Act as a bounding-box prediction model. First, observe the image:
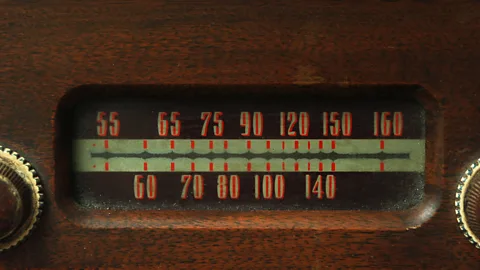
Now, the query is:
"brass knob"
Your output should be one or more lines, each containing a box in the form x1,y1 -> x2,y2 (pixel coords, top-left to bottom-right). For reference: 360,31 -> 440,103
0,176 -> 23,240
0,147 -> 42,252
456,160 -> 480,249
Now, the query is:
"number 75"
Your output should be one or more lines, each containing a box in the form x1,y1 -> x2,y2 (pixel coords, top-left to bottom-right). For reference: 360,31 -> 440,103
200,112 -> 224,136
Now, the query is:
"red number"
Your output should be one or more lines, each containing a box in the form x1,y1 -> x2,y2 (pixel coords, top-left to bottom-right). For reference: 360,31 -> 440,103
201,112 -> 212,136
262,175 -> 273,199
255,175 -> 284,199
324,112 -> 340,136
134,174 -> 156,200
280,112 -> 286,136
230,175 -> 240,199
134,175 -> 145,199
241,112 -> 264,136
255,175 -> 261,199
306,175 -> 323,199
299,112 -> 310,136
201,112 -> 224,136
97,111 -> 120,136
253,112 -> 264,136
146,175 -> 157,199
181,174 -> 204,199
240,112 -> 251,136
323,112 -> 352,136
213,112 -> 224,136
305,175 -> 335,200
217,175 -> 228,199
381,112 -> 392,136
312,177 -> 322,198
287,112 -> 297,136
193,175 -> 204,199
326,175 -> 336,199
312,175 -> 323,199
181,175 -> 192,199
393,112 -> 403,136
274,175 -> 285,199
158,112 -> 168,136
342,112 -> 352,136
374,112 -> 403,137
217,175 -> 240,199
109,112 -> 120,136
158,112 -> 181,136
97,112 -> 107,136
280,112 -> 309,136
170,112 -> 181,136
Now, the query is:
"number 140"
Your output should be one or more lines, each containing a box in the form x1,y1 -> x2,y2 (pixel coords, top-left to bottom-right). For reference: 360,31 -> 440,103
305,175 -> 336,199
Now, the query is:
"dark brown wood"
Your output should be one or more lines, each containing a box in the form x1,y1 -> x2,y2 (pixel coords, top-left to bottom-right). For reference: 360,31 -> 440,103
0,0 -> 478,268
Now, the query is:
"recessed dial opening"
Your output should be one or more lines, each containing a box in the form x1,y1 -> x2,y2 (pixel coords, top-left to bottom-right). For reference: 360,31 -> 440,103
68,85 -> 426,211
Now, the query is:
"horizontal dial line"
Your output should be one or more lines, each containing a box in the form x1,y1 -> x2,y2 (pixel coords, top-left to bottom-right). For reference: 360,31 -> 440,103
74,139 -> 425,173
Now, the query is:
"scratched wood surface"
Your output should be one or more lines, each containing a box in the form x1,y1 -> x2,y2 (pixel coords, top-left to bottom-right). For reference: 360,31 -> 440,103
0,0 -> 479,269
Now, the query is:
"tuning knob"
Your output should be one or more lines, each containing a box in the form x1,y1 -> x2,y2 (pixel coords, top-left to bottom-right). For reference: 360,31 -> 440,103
456,160 -> 480,249
0,146 -> 42,252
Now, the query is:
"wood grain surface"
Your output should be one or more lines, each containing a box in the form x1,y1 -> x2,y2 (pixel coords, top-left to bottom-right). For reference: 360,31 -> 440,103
0,0 -> 479,269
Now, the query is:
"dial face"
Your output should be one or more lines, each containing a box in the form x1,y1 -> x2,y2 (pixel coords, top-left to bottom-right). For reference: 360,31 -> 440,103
72,94 -> 425,211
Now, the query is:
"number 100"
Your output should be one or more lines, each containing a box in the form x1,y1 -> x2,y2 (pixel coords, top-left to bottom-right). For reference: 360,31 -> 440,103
255,175 -> 285,199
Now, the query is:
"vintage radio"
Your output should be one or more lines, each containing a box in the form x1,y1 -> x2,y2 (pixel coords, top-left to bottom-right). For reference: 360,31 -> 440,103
0,0 -> 479,269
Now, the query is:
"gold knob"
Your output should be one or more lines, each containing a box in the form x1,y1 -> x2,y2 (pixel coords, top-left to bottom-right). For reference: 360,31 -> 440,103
456,160 -> 480,249
0,147 -> 42,252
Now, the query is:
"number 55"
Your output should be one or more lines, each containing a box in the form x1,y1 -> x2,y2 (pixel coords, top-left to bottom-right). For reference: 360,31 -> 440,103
97,111 -> 120,136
